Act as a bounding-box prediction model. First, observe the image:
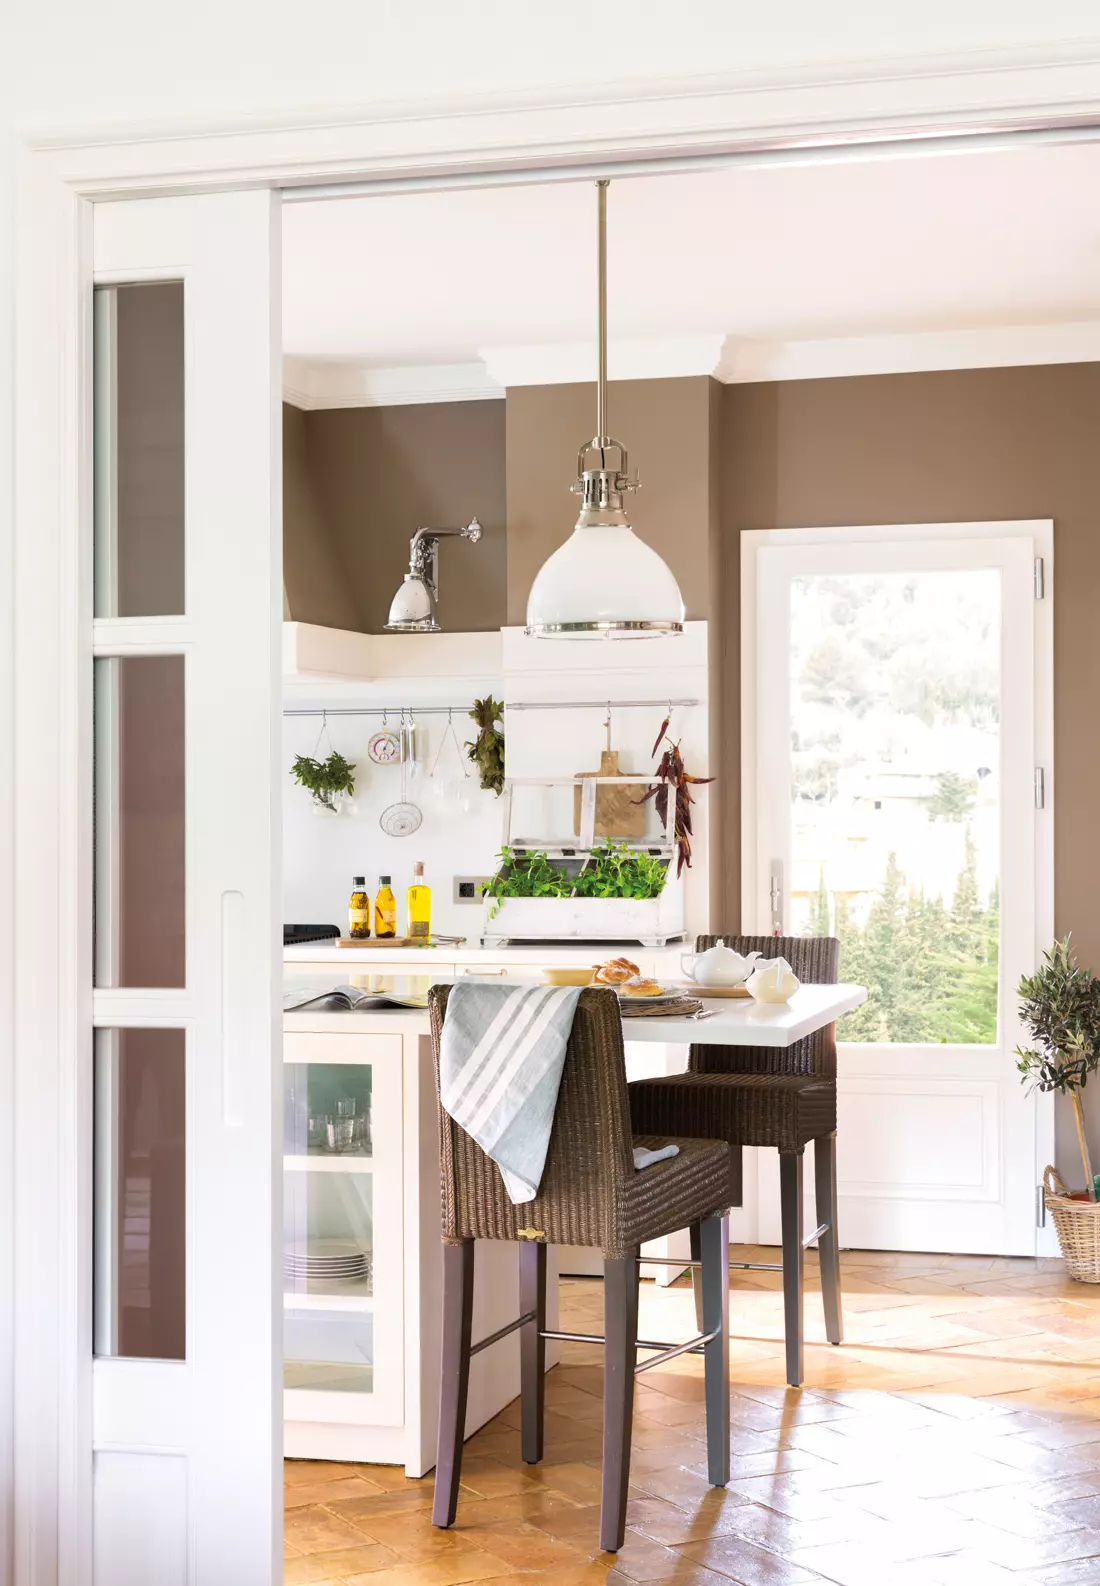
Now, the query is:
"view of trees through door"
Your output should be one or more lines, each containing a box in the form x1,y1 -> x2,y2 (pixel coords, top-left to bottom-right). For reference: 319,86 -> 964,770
788,569 -> 1001,1044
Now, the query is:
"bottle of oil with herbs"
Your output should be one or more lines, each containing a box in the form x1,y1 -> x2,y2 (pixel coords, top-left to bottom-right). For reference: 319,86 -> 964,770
348,876 -> 370,940
407,862 -> 431,941
373,876 -> 397,940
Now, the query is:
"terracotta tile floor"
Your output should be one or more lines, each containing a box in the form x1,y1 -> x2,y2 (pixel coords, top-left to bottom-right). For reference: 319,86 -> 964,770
285,1248 -> 1100,1586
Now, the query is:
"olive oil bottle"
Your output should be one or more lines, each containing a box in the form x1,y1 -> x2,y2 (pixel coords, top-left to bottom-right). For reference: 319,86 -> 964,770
348,876 -> 370,940
407,861 -> 431,941
373,876 -> 397,940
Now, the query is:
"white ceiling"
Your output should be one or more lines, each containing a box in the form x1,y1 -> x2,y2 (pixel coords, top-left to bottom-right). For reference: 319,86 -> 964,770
282,141 -> 1100,386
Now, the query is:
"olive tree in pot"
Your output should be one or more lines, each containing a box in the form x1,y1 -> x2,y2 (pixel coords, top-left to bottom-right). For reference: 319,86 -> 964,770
1017,938 -> 1100,1281
1017,938 -> 1100,1197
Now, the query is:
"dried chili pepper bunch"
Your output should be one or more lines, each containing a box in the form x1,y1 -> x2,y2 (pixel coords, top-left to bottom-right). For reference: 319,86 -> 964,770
636,716 -> 714,877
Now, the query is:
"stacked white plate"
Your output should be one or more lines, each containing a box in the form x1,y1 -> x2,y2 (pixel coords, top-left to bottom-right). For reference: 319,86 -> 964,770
283,1238 -> 372,1288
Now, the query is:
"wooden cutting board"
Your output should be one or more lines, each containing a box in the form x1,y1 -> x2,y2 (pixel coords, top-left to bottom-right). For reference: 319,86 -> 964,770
338,936 -> 465,948
573,749 -> 646,838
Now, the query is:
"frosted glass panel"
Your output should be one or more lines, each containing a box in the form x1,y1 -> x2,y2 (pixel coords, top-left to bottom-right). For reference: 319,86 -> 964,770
94,281 -> 185,618
95,1028 -> 186,1360
94,655 -> 186,988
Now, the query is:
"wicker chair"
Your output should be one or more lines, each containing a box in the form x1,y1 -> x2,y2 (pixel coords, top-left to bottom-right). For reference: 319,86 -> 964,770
630,935 -> 842,1388
428,983 -> 733,1553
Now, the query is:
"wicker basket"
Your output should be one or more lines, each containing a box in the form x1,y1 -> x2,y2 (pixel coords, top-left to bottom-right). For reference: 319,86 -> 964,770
1044,1165 -> 1100,1282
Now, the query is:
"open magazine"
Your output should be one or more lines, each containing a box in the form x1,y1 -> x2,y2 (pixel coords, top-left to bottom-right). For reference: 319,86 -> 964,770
283,981 -> 429,1012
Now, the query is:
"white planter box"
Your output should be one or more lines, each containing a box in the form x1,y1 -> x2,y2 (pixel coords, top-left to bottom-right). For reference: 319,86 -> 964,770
481,888 -> 684,947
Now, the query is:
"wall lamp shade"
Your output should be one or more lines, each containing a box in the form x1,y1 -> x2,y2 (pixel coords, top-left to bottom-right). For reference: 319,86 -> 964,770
525,513 -> 685,638
386,573 -> 437,632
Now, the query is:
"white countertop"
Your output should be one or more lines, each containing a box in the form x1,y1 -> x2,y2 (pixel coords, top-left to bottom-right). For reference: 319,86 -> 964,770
284,982 -> 866,1048
284,941 -> 688,965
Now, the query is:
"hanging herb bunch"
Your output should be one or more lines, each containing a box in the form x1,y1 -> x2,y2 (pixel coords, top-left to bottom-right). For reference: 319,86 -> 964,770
636,716 -> 714,876
291,749 -> 357,814
467,695 -> 505,796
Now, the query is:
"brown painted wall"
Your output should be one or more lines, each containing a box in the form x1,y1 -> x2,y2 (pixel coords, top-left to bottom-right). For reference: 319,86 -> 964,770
720,362 -> 1100,1167
283,404 -> 359,631
505,377 -> 718,627
283,400 -> 507,634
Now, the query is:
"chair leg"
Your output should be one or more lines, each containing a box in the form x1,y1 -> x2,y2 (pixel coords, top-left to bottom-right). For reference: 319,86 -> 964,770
519,1240 -> 547,1464
814,1133 -> 843,1346
699,1213 -> 730,1487
689,1221 -> 705,1331
601,1250 -> 640,1553
432,1239 -> 474,1528
779,1152 -> 805,1389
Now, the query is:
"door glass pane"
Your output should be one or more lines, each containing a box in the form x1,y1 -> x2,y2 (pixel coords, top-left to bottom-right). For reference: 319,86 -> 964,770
94,281 -> 185,617
95,1029 -> 186,1360
94,655 -> 186,988
791,570 -> 1000,1044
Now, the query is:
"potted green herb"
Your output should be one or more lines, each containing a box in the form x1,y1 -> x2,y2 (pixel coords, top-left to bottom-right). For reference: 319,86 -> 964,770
481,840 -> 680,946
1017,937 -> 1100,1280
573,840 -> 668,901
291,750 -> 357,815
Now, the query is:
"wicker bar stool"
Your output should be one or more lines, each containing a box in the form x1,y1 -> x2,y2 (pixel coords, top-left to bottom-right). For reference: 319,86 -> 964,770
428,984 -> 734,1553
630,935 -> 842,1389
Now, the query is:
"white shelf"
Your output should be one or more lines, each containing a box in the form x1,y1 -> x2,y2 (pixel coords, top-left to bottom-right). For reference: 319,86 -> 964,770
283,1292 -> 375,1312
283,1154 -> 374,1174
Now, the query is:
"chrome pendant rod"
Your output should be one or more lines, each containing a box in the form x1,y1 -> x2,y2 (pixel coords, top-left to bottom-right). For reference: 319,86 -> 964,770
596,178 -> 608,447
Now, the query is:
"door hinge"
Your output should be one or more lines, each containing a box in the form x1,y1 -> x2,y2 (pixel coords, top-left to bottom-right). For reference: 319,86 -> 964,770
1034,556 -> 1045,600
1036,1183 -> 1047,1229
1034,768 -> 1046,810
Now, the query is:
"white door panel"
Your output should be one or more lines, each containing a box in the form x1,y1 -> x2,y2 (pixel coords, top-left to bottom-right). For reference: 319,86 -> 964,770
91,192 -> 281,1582
744,524 -> 1053,1257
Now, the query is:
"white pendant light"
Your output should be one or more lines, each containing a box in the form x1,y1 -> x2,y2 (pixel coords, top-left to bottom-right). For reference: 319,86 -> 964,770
525,180 -> 685,639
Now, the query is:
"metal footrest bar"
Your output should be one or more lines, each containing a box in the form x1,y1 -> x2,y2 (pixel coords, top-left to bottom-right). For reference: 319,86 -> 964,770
635,1326 -> 721,1375
638,1255 -> 784,1274
802,1224 -> 829,1249
470,1310 -> 538,1357
539,1327 -> 720,1374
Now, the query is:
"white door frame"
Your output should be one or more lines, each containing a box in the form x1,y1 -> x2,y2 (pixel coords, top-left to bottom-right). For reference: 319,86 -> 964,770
8,72 -> 1096,1585
740,520 -> 1056,1251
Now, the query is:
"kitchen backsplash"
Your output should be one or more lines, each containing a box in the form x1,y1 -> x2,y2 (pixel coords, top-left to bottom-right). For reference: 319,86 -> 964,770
282,622 -> 712,943
283,711 -> 503,938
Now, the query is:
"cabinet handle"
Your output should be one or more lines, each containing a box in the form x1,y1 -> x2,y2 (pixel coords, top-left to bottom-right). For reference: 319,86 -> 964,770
463,966 -> 507,975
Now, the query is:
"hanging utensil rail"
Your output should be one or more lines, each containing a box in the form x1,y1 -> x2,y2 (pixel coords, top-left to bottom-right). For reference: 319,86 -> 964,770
283,698 -> 699,717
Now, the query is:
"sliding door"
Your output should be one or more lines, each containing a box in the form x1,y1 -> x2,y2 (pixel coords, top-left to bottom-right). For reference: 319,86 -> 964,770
92,193 -> 282,1582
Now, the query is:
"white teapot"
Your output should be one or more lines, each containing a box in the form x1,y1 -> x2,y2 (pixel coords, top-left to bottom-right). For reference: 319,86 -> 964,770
680,942 -> 762,988
745,956 -> 801,1004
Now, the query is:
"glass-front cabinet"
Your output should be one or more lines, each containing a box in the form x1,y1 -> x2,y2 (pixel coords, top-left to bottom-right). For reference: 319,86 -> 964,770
283,1032 -> 404,1429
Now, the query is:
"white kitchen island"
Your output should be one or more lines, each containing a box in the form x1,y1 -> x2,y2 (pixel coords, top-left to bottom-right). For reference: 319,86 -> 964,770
283,951 -> 864,1475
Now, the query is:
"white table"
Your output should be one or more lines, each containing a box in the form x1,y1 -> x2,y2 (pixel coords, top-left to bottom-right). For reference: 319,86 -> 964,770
619,982 -> 867,1046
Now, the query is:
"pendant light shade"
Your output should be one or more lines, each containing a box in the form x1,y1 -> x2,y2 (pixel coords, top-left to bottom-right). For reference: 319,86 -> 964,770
525,181 -> 684,639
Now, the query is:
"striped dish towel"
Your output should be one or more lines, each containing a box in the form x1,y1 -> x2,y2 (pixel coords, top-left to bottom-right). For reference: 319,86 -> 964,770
438,980 -> 583,1205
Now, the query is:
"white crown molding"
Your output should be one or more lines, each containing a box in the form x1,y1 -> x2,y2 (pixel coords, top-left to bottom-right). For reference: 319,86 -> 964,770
283,356 -> 502,409
719,320 -> 1100,382
20,39 -> 1100,154
481,335 -> 729,388
288,321 -> 1100,406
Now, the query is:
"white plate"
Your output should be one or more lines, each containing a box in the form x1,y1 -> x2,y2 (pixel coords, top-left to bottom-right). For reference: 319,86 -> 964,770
615,989 -> 686,1006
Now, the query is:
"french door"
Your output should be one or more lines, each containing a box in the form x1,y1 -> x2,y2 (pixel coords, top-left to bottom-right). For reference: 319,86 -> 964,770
742,523 -> 1053,1257
90,193 -> 282,1582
